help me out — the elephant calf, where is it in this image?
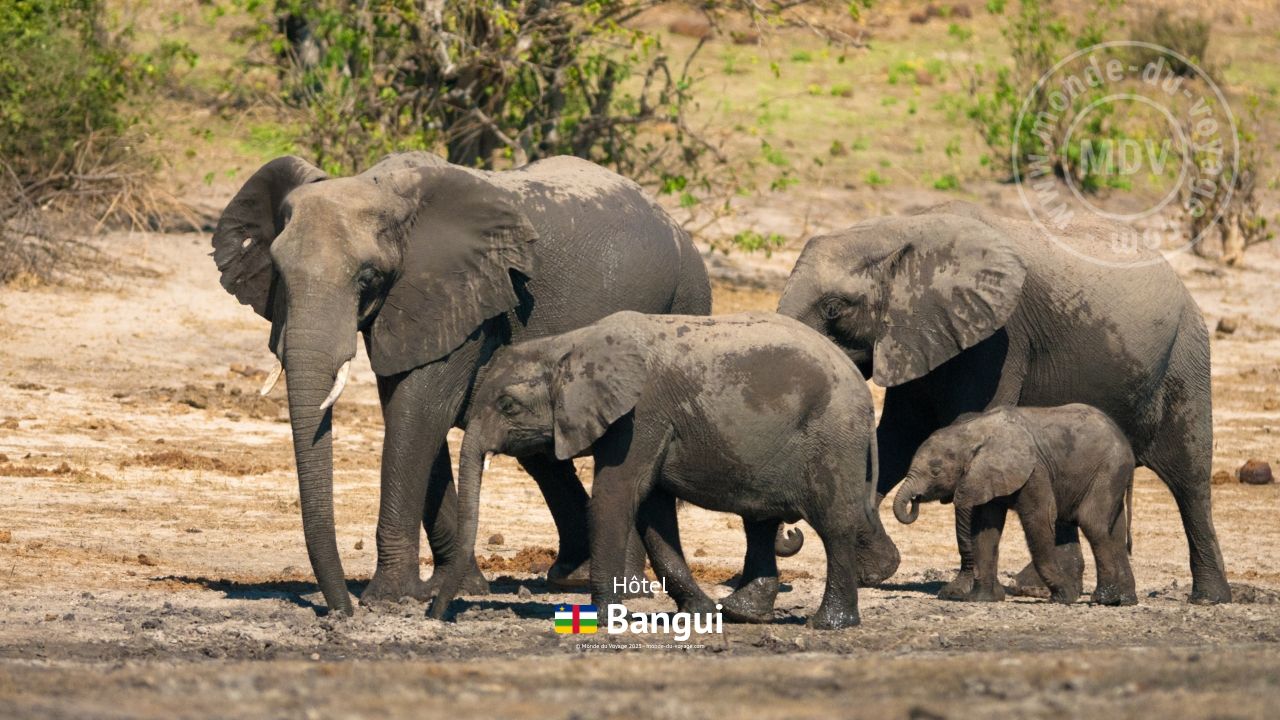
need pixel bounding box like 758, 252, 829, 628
893, 404, 1137, 606
429, 311, 899, 629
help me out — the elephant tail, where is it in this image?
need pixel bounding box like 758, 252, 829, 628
1125, 474, 1134, 555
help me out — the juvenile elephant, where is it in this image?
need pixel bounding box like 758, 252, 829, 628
428, 311, 899, 629
212, 152, 710, 614
893, 405, 1137, 606
777, 201, 1229, 604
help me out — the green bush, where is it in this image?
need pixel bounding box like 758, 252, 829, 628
241, 0, 711, 179
1131, 9, 1211, 77
0, 0, 194, 285
933, 173, 960, 190
959, 0, 1125, 190
0, 0, 134, 182
233, 0, 863, 253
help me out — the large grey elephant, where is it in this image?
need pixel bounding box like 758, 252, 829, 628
211, 152, 710, 614
778, 201, 1230, 604
429, 312, 899, 629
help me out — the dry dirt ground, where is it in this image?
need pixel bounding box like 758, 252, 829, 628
1, 227, 1279, 719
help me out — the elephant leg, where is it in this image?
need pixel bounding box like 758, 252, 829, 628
937, 506, 976, 600
1141, 425, 1230, 604
1080, 508, 1137, 606
967, 503, 1007, 602
587, 416, 666, 608
807, 512, 861, 630
516, 454, 591, 589
720, 519, 782, 623
1016, 486, 1078, 605
1006, 522, 1083, 599
874, 388, 938, 499
636, 488, 715, 614
363, 357, 485, 604
421, 442, 489, 596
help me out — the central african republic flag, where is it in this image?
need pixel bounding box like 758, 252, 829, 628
554, 604, 597, 634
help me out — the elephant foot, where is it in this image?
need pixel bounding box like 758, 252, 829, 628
451, 562, 493, 595
1189, 579, 1232, 605
591, 593, 622, 611
1004, 562, 1050, 599
361, 576, 432, 605
546, 555, 591, 591
361, 560, 489, 605
938, 569, 975, 601
563, 549, 652, 596
720, 577, 780, 623
808, 603, 860, 630
1007, 560, 1084, 600
856, 535, 901, 586
1092, 584, 1137, 606
1048, 586, 1079, 605
676, 594, 719, 616
966, 583, 1005, 603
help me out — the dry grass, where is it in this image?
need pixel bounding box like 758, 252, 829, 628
120, 450, 279, 476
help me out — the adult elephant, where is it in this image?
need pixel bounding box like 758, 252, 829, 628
211, 151, 711, 614
777, 201, 1230, 604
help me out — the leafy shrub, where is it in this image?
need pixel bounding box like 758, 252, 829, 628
958, 0, 1123, 189
1186, 96, 1273, 265
0, 0, 132, 178
1131, 9, 1211, 77
236, 0, 863, 252
933, 173, 960, 190
245, 0, 694, 175
0, 0, 194, 285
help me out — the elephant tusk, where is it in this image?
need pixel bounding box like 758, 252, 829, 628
483, 452, 492, 471
319, 360, 351, 411
260, 362, 283, 396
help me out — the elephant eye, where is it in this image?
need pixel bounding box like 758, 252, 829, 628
497, 394, 521, 416
820, 297, 848, 320
356, 267, 382, 291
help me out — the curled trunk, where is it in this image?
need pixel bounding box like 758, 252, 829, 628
427, 429, 486, 619
893, 476, 922, 525
774, 525, 804, 557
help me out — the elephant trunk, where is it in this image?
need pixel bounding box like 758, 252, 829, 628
774, 525, 804, 557
893, 475, 922, 525
282, 291, 359, 616
427, 427, 487, 620
284, 362, 351, 614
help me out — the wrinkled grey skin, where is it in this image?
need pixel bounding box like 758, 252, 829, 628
894, 405, 1137, 606
429, 311, 898, 630
212, 152, 710, 614
778, 201, 1229, 604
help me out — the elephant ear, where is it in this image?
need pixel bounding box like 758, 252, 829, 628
954, 410, 1037, 508
368, 167, 538, 376
871, 214, 1027, 387
550, 321, 649, 460
211, 156, 327, 319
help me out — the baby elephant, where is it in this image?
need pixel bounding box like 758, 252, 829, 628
893, 404, 1136, 606
429, 311, 896, 629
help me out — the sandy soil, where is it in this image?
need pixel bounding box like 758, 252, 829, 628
1, 227, 1279, 719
